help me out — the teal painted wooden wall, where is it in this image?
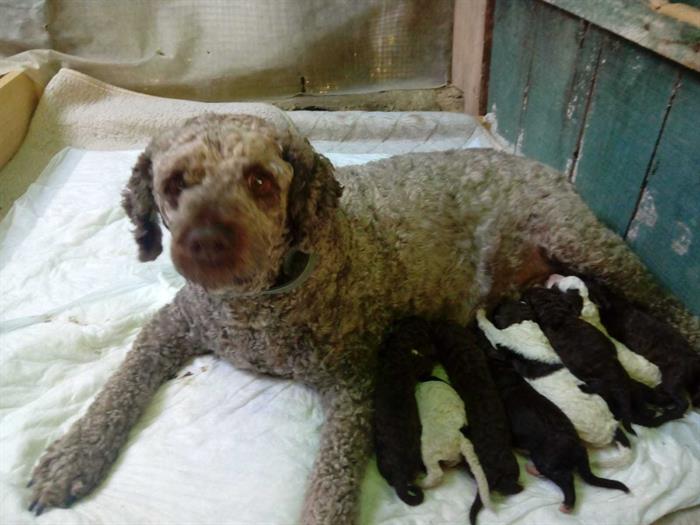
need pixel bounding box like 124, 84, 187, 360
488, 0, 700, 315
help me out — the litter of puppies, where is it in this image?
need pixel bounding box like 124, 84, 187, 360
373, 274, 698, 523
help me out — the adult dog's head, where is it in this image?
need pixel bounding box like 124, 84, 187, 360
122, 113, 342, 293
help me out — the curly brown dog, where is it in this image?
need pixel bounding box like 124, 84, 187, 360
28, 113, 699, 524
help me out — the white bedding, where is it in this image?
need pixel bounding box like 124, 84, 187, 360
1, 147, 699, 525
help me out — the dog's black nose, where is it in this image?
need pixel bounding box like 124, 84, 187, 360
186, 225, 235, 263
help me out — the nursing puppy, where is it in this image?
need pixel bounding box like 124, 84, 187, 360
546, 275, 662, 389
415, 365, 492, 525
373, 317, 436, 505
476, 305, 630, 452
487, 353, 630, 513
430, 320, 523, 497
582, 276, 700, 416
523, 287, 667, 431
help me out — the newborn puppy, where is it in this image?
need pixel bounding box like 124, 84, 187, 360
523, 287, 665, 432
416, 365, 492, 525
478, 304, 631, 453
583, 276, 700, 415
374, 317, 436, 505
488, 353, 630, 513
430, 320, 523, 497
546, 274, 662, 389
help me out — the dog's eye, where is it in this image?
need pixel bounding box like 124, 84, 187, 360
164, 170, 187, 208
245, 166, 277, 199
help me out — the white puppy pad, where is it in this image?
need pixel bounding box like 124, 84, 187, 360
1, 149, 699, 525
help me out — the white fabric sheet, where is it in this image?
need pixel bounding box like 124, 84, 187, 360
1, 148, 700, 525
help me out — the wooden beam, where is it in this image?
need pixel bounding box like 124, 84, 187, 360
0, 71, 39, 171
452, 0, 492, 115
540, 0, 700, 72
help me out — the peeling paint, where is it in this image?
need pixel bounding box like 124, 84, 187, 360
671, 221, 692, 256
566, 94, 579, 120
515, 86, 531, 155
627, 189, 657, 240
564, 157, 574, 175
515, 128, 526, 155
634, 189, 658, 227
627, 223, 640, 241
570, 123, 589, 182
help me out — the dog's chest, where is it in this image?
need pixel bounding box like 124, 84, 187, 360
210, 322, 307, 378
191, 298, 323, 378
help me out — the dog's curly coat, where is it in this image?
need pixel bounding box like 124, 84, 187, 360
28, 113, 700, 523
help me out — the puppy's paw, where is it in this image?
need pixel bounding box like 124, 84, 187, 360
525, 462, 542, 477
28, 432, 107, 515
397, 483, 424, 506
559, 503, 573, 514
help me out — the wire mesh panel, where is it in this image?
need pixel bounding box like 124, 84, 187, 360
0, 0, 454, 100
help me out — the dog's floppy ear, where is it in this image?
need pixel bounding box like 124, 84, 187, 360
121, 150, 163, 261
283, 132, 342, 247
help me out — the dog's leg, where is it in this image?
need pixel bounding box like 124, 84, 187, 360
548, 470, 576, 513
419, 454, 445, 489
530, 182, 699, 350
28, 302, 201, 514
300, 382, 374, 525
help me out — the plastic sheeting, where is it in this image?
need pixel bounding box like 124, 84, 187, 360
0, 0, 453, 100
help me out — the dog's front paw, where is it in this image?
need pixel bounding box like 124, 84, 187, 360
28, 432, 108, 515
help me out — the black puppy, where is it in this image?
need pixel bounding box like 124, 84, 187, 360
487, 352, 630, 512
584, 277, 700, 416
523, 287, 668, 432
430, 320, 523, 498
373, 316, 436, 505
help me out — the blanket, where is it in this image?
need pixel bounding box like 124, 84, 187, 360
0, 69, 698, 525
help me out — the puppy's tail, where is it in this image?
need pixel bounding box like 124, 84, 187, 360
396, 483, 424, 506
577, 453, 630, 494
469, 493, 483, 525
459, 429, 492, 511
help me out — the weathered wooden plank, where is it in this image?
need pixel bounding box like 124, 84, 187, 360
452, 0, 491, 115
518, 5, 603, 173
487, 0, 537, 150
626, 70, 700, 315
541, 0, 700, 72
572, 36, 679, 235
